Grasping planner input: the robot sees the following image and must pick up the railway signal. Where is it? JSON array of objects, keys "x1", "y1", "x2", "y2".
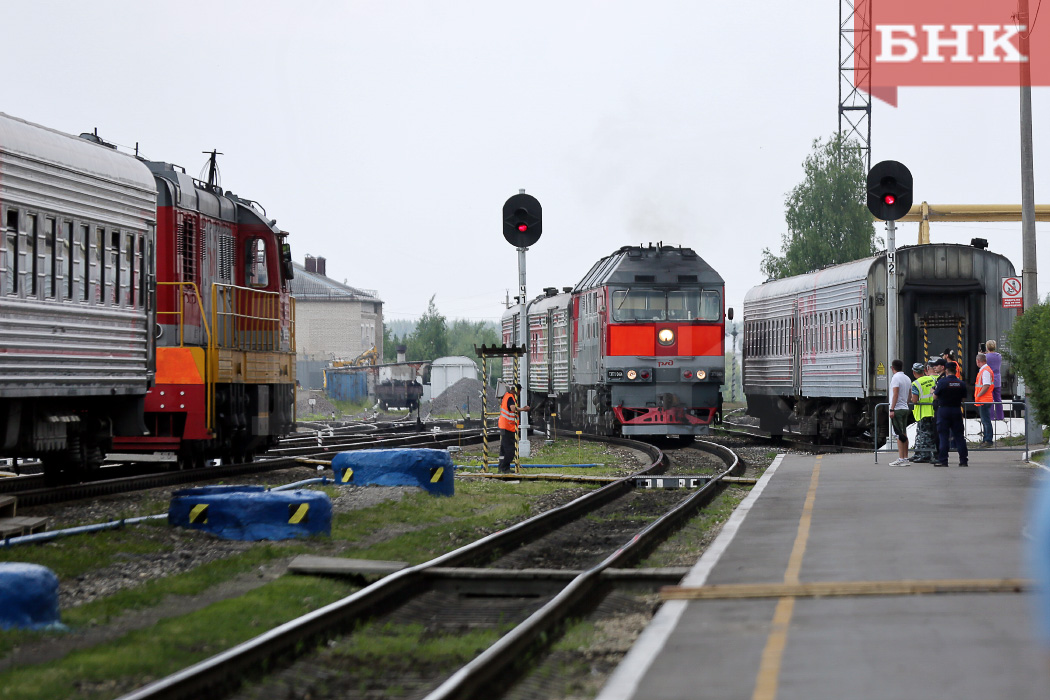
[
  {"x1": 502, "y1": 193, "x2": 542, "y2": 248},
  {"x1": 866, "y1": 160, "x2": 913, "y2": 221}
]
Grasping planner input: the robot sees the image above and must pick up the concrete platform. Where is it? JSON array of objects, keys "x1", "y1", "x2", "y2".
[{"x1": 598, "y1": 450, "x2": 1050, "y2": 700}]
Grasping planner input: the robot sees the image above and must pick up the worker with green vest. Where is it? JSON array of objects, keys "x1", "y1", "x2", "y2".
[{"x1": 909, "y1": 361, "x2": 938, "y2": 463}]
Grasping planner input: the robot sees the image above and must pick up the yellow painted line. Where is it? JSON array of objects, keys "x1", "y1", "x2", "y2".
[
  {"x1": 288, "y1": 504, "x2": 309, "y2": 524},
  {"x1": 752, "y1": 455, "x2": 821, "y2": 700},
  {"x1": 189, "y1": 504, "x2": 208, "y2": 524},
  {"x1": 431, "y1": 466, "x2": 445, "y2": 483}
]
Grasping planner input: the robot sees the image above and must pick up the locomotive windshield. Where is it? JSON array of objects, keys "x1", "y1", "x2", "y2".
[{"x1": 611, "y1": 288, "x2": 721, "y2": 322}]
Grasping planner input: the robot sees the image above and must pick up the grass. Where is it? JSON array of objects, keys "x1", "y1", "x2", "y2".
[
  {"x1": 639, "y1": 485, "x2": 750, "y2": 569},
  {"x1": 0, "y1": 575, "x2": 357, "y2": 700},
  {"x1": 455, "y1": 438, "x2": 632, "y2": 477}
]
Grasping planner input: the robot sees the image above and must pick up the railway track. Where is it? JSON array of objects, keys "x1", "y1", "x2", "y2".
[
  {"x1": 114, "y1": 436, "x2": 743, "y2": 700},
  {"x1": 1, "y1": 424, "x2": 490, "y2": 507}
]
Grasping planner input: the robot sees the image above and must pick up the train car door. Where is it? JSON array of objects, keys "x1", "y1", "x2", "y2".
[{"x1": 792, "y1": 299, "x2": 802, "y2": 396}]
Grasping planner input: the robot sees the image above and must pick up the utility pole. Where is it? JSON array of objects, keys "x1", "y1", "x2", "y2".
[{"x1": 1018, "y1": 0, "x2": 1038, "y2": 310}]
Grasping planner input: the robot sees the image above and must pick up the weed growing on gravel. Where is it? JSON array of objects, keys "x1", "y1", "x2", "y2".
[
  {"x1": 638, "y1": 485, "x2": 750, "y2": 568},
  {"x1": 0, "y1": 575, "x2": 358, "y2": 700},
  {"x1": 0, "y1": 521, "x2": 175, "y2": 579}
]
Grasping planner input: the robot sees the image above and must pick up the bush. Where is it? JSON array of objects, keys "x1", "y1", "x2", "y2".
[{"x1": 1004, "y1": 298, "x2": 1050, "y2": 426}]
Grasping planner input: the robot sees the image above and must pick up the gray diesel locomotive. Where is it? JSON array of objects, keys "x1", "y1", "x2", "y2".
[{"x1": 742, "y1": 242, "x2": 1018, "y2": 440}]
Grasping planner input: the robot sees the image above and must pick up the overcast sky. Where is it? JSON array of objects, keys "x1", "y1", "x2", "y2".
[{"x1": 5, "y1": 1, "x2": 1048, "y2": 322}]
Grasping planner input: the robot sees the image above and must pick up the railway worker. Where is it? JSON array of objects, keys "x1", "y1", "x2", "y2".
[
  {"x1": 943, "y1": 349, "x2": 963, "y2": 381},
  {"x1": 497, "y1": 383, "x2": 530, "y2": 474},
  {"x1": 985, "y1": 339, "x2": 1005, "y2": 421},
  {"x1": 974, "y1": 352, "x2": 995, "y2": 447},
  {"x1": 908, "y1": 362, "x2": 937, "y2": 463},
  {"x1": 888, "y1": 359, "x2": 913, "y2": 467},
  {"x1": 933, "y1": 361, "x2": 969, "y2": 467}
]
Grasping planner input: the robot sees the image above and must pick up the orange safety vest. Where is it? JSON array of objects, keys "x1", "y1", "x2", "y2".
[
  {"x1": 974, "y1": 364, "x2": 994, "y2": 404},
  {"x1": 499, "y1": 392, "x2": 518, "y2": 431}
]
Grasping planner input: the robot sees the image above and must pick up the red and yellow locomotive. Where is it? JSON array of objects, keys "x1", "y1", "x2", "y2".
[{"x1": 503, "y1": 244, "x2": 729, "y2": 438}]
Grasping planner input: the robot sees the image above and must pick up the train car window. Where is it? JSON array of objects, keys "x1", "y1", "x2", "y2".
[
  {"x1": 61, "y1": 221, "x2": 73, "y2": 300},
  {"x1": 137, "y1": 234, "x2": 146, "y2": 308},
  {"x1": 80, "y1": 225, "x2": 91, "y2": 301},
  {"x1": 43, "y1": 218, "x2": 55, "y2": 298},
  {"x1": 246, "y1": 237, "x2": 269, "y2": 288},
  {"x1": 123, "y1": 233, "x2": 133, "y2": 306},
  {"x1": 95, "y1": 227, "x2": 105, "y2": 304},
  {"x1": 4, "y1": 209, "x2": 18, "y2": 295},
  {"x1": 111, "y1": 231, "x2": 121, "y2": 305},
  {"x1": 27, "y1": 214, "x2": 38, "y2": 297},
  {"x1": 611, "y1": 288, "x2": 665, "y2": 321}
]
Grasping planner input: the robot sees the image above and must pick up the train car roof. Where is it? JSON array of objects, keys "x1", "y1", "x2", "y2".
[
  {"x1": 745, "y1": 256, "x2": 878, "y2": 303},
  {"x1": 573, "y1": 244, "x2": 723, "y2": 291},
  {"x1": 0, "y1": 112, "x2": 155, "y2": 194}
]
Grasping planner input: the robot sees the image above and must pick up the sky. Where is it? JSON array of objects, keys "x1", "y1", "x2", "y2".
[{"x1": 3, "y1": 1, "x2": 1048, "y2": 323}]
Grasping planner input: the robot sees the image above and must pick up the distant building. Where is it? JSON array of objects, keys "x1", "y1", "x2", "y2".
[{"x1": 293, "y1": 255, "x2": 383, "y2": 389}]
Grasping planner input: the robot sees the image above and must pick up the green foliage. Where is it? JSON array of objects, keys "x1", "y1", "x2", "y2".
[
  {"x1": 761, "y1": 133, "x2": 879, "y2": 281},
  {"x1": 406, "y1": 295, "x2": 448, "y2": 361},
  {"x1": 1004, "y1": 299, "x2": 1050, "y2": 426}
]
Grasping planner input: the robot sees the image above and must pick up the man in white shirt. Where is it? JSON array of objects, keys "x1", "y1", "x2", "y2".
[{"x1": 888, "y1": 359, "x2": 913, "y2": 466}]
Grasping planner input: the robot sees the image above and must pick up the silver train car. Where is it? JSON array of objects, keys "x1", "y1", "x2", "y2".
[
  {"x1": 742, "y1": 242, "x2": 1018, "y2": 440},
  {"x1": 0, "y1": 113, "x2": 156, "y2": 469}
]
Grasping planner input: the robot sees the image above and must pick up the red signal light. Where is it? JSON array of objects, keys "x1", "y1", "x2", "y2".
[
  {"x1": 884, "y1": 194, "x2": 896, "y2": 206},
  {"x1": 517, "y1": 223, "x2": 528, "y2": 232}
]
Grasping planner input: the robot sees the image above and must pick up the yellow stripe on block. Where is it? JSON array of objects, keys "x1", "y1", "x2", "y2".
[
  {"x1": 430, "y1": 467, "x2": 444, "y2": 483},
  {"x1": 189, "y1": 504, "x2": 208, "y2": 524},
  {"x1": 288, "y1": 504, "x2": 309, "y2": 524},
  {"x1": 341, "y1": 468, "x2": 353, "y2": 483}
]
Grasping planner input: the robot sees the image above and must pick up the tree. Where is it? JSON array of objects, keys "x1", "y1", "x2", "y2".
[
  {"x1": 761, "y1": 133, "x2": 879, "y2": 281},
  {"x1": 1004, "y1": 299, "x2": 1050, "y2": 428},
  {"x1": 406, "y1": 295, "x2": 448, "y2": 361}
]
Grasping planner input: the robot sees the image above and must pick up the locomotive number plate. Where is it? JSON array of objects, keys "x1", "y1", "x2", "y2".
[{"x1": 607, "y1": 369, "x2": 624, "y2": 380}]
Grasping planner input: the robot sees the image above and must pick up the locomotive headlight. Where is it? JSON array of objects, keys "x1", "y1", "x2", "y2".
[
  {"x1": 657, "y1": 328, "x2": 675, "y2": 346},
  {"x1": 695, "y1": 370, "x2": 707, "y2": 380},
  {"x1": 627, "y1": 369, "x2": 638, "y2": 380}
]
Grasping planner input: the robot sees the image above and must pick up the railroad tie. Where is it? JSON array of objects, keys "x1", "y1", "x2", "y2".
[{"x1": 660, "y1": 577, "x2": 1029, "y2": 600}]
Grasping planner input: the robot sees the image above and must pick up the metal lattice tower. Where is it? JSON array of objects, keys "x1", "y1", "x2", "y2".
[{"x1": 839, "y1": 0, "x2": 872, "y2": 170}]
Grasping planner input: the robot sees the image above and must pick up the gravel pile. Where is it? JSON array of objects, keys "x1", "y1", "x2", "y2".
[
  {"x1": 297, "y1": 389, "x2": 340, "y2": 418},
  {"x1": 426, "y1": 378, "x2": 495, "y2": 417}
]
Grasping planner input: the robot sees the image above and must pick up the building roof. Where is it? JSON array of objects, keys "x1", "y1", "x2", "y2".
[{"x1": 290, "y1": 261, "x2": 382, "y2": 302}]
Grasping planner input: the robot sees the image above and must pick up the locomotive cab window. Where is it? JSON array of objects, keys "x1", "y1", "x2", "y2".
[{"x1": 245, "y1": 237, "x2": 269, "y2": 288}]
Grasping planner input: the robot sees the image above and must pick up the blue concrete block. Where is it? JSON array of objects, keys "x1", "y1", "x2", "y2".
[
  {"x1": 0, "y1": 563, "x2": 62, "y2": 630},
  {"x1": 168, "y1": 486, "x2": 331, "y2": 541},
  {"x1": 331, "y1": 448, "x2": 455, "y2": 496}
]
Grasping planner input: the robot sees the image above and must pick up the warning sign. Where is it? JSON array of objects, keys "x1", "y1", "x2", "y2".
[
  {"x1": 876, "y1": 362, "x2": 886, "y2": 376},
  {"x1": 1002, "y1": 277, "x2": 1022, "y2": 309}
]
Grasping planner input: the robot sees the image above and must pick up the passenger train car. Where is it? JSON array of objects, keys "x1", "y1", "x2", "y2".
[
  {"x1": 0, "y1": 112, "x2": 295, "y2": 481},
  {"x1": 503, "y1": 244, "x2": 729, "y2": 438},
  {"x1": 742, "y1": 242, "x2": 1017, "y2": 440}
]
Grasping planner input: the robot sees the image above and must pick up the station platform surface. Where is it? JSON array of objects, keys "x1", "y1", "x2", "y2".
[{"x1": 597, "y1": 449, "x2": 1050, "y2": 700}]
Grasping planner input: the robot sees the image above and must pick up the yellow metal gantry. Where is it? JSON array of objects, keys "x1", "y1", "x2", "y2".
[{"x1": 897, "y1": 203, "x2": 1050, "y2": 244}]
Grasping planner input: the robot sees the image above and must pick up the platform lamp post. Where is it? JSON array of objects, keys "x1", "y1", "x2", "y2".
[{"x1": 502, "y1": 191, "x2": 542, "y2": 457}]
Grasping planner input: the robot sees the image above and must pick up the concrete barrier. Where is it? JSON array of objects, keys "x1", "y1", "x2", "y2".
[
  {"x1": 0, "y1": 562, "x2": 62, "y2": 630},
  {"x1": 331, "y1": 448, "x2": 454, "y2": 496},
  {"x1": 168, "y1": 486, "x2": 331, "y2": 540}
]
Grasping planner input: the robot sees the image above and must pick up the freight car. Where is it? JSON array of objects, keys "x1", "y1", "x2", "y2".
[
  {"x1": 503, "y1": 243, "x2": 730, "y2": 438},
  {"x1": 0, "y1": 113, "x2": 295, "y2": 482},
  {"x1": 742, "y1": 242, "x2": 1017, "y2": 441}
]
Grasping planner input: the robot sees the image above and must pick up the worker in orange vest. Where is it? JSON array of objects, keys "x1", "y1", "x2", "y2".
[
  {"x1": 497, "y1": 383, "x2": 530, "y2": 474},
  {"x1": 974, "y1": 352, "x2": 994, "y2": 447}
]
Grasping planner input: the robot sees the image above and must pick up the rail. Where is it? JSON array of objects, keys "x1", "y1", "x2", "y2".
[{"x1": 873, "y1": 399, "x2": 1038, "y2": 463}]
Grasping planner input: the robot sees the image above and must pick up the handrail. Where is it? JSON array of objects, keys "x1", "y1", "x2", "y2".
[
  {"x1": 209, "y1": 283, "x2": 286, "y2": 352},
  {"x1": 873, "y1": 399, "x2": 1034, "y2": 463},
  {"x1": 156, "y1": 281, "x2": 213, "y2": 434}
]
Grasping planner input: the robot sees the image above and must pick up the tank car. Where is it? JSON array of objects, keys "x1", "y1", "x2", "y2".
[
  {"x1": 503, "y1": 243, "x2": 730, "y2": 438},
  {"x1": 742, "y1": 242, "x2": 1018, "y2": 440}
]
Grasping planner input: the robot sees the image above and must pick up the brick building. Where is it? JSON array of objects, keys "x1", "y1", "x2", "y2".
[{"x1": 292, "y1": 255, "x2": 383, "y2": 389}]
